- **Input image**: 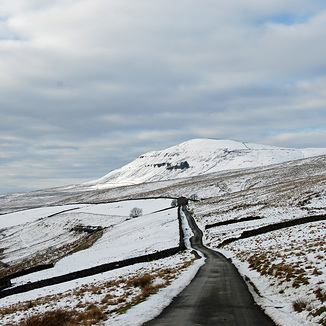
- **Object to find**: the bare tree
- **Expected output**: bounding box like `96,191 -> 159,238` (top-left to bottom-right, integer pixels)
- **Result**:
130,207 -> 143,218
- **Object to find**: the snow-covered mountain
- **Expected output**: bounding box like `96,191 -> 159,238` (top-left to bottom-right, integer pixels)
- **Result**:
87,139 -> 326,190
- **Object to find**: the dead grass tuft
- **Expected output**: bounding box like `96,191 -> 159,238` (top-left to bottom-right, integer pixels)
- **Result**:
293,298 -> 310,312
128,273 -> 153,288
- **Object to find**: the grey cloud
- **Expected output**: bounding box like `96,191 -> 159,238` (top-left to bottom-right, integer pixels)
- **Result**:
0,0 -> 326,193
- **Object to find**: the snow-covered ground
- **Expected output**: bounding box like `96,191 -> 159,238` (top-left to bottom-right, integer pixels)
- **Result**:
0,205 -> 87,229
1,199 -> 179,282
0,198 -> 205,326
1,251 -> 205,326
188,156 -> 326,326
1,141 -> 326,325
220,220 -> 326,326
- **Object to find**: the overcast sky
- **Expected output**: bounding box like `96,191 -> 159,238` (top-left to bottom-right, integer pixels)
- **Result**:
1,0 -> 326,194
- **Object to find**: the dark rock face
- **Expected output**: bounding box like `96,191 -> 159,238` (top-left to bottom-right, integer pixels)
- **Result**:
150,161 -> 190,171
166,161 -> 190,171
153,162 -> 170,168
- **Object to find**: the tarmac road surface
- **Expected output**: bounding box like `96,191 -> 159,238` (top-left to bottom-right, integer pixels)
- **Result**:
143,206 -> 275,326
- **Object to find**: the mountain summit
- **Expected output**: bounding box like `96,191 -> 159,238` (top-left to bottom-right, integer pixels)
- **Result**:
87,139 -> 326,190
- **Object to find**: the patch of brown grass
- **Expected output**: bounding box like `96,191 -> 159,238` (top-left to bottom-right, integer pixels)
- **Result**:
247,253 -> 309,287
18,309 -> 77,326
17,305 -> 107,326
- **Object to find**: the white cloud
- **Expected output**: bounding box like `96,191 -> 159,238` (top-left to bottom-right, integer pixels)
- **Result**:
267,130 -> 326,148
0,0 -> 326,193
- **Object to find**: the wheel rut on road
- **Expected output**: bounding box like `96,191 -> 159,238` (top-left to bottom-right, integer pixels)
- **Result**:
143,206 -> 276,326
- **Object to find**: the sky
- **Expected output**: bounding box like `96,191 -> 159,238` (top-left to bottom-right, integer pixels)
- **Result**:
1,0 -> 326,194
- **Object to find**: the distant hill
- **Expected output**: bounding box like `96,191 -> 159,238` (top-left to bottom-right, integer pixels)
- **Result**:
86,139 -> 326,190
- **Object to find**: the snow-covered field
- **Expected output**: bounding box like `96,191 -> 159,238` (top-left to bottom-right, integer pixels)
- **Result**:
1,199 -> 178,280
0,198 -> 205,326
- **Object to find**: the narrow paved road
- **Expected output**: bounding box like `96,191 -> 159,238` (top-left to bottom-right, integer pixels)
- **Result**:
143,206 -> 275,326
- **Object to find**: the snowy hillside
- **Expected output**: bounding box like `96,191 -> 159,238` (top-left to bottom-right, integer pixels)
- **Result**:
0,200 -> 179,284
87,139 -> 326,190
0,198 -> 200,326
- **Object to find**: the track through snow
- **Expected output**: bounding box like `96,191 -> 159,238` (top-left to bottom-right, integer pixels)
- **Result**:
144,207 -> 275,326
